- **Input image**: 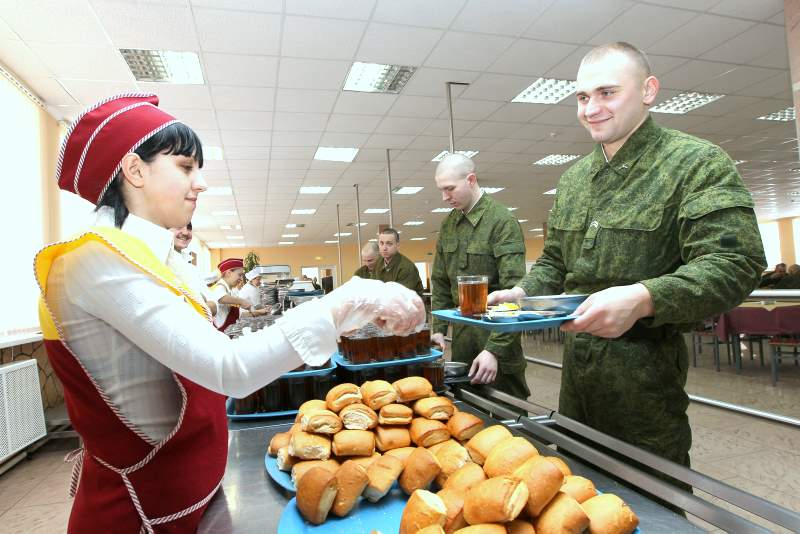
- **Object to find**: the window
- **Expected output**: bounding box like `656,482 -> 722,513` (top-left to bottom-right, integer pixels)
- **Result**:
415,262 -> 429,290
758,221 -> 781,270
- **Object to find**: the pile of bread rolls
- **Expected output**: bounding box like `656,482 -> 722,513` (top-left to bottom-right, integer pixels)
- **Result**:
266,376 -> 639,534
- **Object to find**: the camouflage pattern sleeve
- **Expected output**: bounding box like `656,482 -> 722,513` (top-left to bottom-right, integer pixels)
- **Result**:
639,148 -> 766,326
431,235 -> 453,336
518,198 -> 567,297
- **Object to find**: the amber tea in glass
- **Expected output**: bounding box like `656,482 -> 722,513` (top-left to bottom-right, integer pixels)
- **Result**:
457,275 -> 489,317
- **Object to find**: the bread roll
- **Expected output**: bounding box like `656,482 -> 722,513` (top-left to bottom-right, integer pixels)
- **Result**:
560,475 -> 597,503
505,519 -> 536,534
296,399 -> 327,422
410,417 -> 451,447
436,488 -> 467,534
464,425 -> 512,465
348,452 -> 381,471
361,380 -> 397,410
268,432 -> 291,456
289,431 -> 331,460
288,422 -> 302,435
300,409 -> 343,434
375,425 -> 411,452
326,383 -> 363,412
379,403 -> 414,425
512,455 -> 564,517
534,493 -> 589,534
399,489 -> 447,534
429,440 -> 470,487
446,412 -> 484,442
331,460 -> 369,517
417,526 -> 446,534
399,447 -> 442,495
462,476 -> 529,525
384,446 -> 416,466
364,455 -> 404,502
332,429 -> 375,457
393,376 -> 433,402
414,396 -> 455,420
296,466 -> 338,525
544,456 -> 572,477
452,525 -> 506,534
442,462 -> 486,493
276,446 -> 299,472
582,493 -> 639,534
340,403 -> 379,430
483,437 -> 538,478
291,459 -> 340,487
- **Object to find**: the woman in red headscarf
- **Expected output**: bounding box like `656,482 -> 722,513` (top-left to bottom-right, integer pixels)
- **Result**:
35,93 -> 425,533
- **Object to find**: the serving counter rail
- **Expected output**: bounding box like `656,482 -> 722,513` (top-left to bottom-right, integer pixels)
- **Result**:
195,383 -> 800,533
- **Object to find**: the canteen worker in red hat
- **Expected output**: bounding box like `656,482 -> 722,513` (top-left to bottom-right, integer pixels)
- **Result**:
34,93 -> 425,533
209,257 -> 260,331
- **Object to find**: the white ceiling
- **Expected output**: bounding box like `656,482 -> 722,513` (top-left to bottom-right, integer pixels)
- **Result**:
1,0 -> 797,247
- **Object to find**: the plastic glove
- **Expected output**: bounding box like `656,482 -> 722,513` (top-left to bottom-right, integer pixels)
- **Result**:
321,277 -> 426,337
430,333 -> 446,351
487,286 -> 526,306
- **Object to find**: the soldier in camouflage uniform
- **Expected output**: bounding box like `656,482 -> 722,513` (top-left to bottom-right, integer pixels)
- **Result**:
352,242 -> 379,280
431,153 -> 530,398
490,42 -> 765,476
376,228 -> 424,296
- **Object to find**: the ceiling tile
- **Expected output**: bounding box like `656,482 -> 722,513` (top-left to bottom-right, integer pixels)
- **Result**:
91,1 -> 200,50
285,0 -> 375,19
194,8 -> 281,55
587,4 -> 695,49
5,0 -> 109,45
216,110 -> 271,130
190,0 -> 282,12
694,65 -> 781,94
464,121 -> 524,138
275,88 -> 338,113
333,92 -> 397,115
221,129 -> 272,146
402,67 -> 479,97
57,79 -> 139,106
425,31 -> 514,71
325,114 -> 382,133
319,132 -> 370,147
451,0 -> 555,37
524,0 -> 633,44
224,146 -> 270,159
372,0 -> 465,29
227,159 -> 269,171
270,147 -> 317,159
270,130 -> 323,147
733,71 -> 792,98
388,95 -> 447,118
459,73 -> 533,101
203,53 -> 278,87
648,14 -> 755,57
0,39 -> 55,83
363,133 -> 415,149
278,57 -> 350,90
269,159 -> 309,170
488,39 -> 576,76
272,112 -> 328,131
26,78 -> 78,106
701,23 -> 788,65
439,99 -> 503,121
543,45 -> 591,79
138,83 -> 213,109
657,60 -> 740,91
193,129 -> 222,145
282,16 -> 366,60
356,23 -> 442,66
375,116 -> 431,135
486,102 -> 549,123
708,0 -> 785,21
27,43 -> 132,81
0,12 -> 19,40
210,86 -> 275,111
422,119 -> 478,137
489,138 -> 534,152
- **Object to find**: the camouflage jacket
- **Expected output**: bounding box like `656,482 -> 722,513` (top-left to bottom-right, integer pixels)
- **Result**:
352,265 -> 375,280
431,193 -> 527,364
519,116 -> 766,330
376,252 -> 424,296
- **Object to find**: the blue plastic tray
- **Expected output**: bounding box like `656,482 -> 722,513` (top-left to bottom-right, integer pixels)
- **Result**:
332,348 -> 443,370
277,489 -> 408,533
433,309 -> 578,333
265,453 -> 296,493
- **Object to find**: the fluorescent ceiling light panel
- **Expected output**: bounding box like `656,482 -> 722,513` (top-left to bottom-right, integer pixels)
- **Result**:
534,154 -> 581,166
278,241 -> 294,245
507,207 -> 518,211
392,186 -> 423,195
285,223 -> 305,228
334,232 -> 352,237
403,221 -> 424,226
314,146 -> 359,162
212,210 -> 237,216
204,146 -> 224,160
531,227 -> 543,231
364,208 -> 389,214
518,219 -> 528,223
368,238 -> 377,242
299,186 -> 332,194
204,186 -> 232,196
543,189 -> 557,195
227,235 -> 244,239
651,92 -> 724,114
410,237 -> 427,241
431,149 -> 479,162
481,187 -> 505,194
343,61 -> 417,94
432,207 -> 453,213
291,208 -> 316,215
512,78 -> 576,104
281,233 -> 299,238
207,242 -> 230,248
119,49 -> 204,84
346,222 -> 368,227
756,106 -> 795,122
325,240 -> 340,244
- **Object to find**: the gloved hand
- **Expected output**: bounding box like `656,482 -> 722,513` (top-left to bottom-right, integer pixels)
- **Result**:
487,286 -> 526,306
321,277 -> 426,337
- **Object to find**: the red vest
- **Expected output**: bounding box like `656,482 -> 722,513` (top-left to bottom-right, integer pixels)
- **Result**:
35,228 -> 227,533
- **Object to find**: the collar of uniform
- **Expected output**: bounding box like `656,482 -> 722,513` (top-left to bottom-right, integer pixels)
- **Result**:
606,115 -> 660,177
458,192 -> 490,227
94,206 -> 174,264
382,253 -> 401,272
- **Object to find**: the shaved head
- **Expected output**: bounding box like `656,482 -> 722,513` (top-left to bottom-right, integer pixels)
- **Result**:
362,242 -> 379,256
580,42 -> 652,82
434,152 -> 476,180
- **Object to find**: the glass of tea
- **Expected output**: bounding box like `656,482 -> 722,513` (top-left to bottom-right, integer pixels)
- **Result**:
457,275 -> 489,317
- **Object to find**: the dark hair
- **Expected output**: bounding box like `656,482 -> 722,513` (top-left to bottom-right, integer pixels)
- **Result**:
95,122 -> 204,227
380,227 -> 400,243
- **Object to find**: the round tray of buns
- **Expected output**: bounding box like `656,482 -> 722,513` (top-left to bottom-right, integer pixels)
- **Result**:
267,376 -> 641,534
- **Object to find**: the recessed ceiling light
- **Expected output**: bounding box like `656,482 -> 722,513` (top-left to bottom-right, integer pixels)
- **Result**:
543,189 -> 557,195
533,234 -> 544,238
364,208 -> 389,214
368,238 -> 377,242
227,235 -> 244,239
534,154 -> 581,166
507,207 -> 518,211
343,61 -> 417,94
756,106 -> 795,122
431,149 -> 479,162
204,186 -> 232,196
518,219 -> 528,223
393,186 -> 423,195
282,233 -> 299,238
285,223 -> 305,228
291,208 -> 316,215
651,92 -> 725,114
410,237 -> 427,241
314,146 -> 359,162
219,225 -> 241,230
403,221 -> 424,226
334,232 -> 352,237
734,160 -> 747,165
119,49 -> 204,84
431,207 -> 453,213
346,222 -> 368,227
299,186 -> 332,194
531,227 -> 543,231
512,78 -> 576,104
212,210 -> 237,216
278,241 -> 294,245
482,187 -> 505,194
324,240 -> 340,244
207,242 -> 230,248
204,146 -> 224,160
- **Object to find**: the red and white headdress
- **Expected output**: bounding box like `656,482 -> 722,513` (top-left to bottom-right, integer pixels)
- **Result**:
56,93 -> 179,205
218,258 -> 244,273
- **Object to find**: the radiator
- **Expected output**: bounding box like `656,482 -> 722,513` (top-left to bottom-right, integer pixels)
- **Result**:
0,359 -> 47,462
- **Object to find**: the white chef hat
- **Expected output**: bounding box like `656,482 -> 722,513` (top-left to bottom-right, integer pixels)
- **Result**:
245,269 -> 260,282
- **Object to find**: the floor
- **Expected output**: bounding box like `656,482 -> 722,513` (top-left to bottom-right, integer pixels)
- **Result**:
1,334 -> 798,533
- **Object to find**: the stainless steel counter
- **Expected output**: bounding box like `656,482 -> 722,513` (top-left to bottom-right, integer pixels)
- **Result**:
199,404 -> 703,533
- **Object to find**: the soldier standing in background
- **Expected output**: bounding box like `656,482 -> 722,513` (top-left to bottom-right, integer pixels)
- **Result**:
353,241 -> 380,279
